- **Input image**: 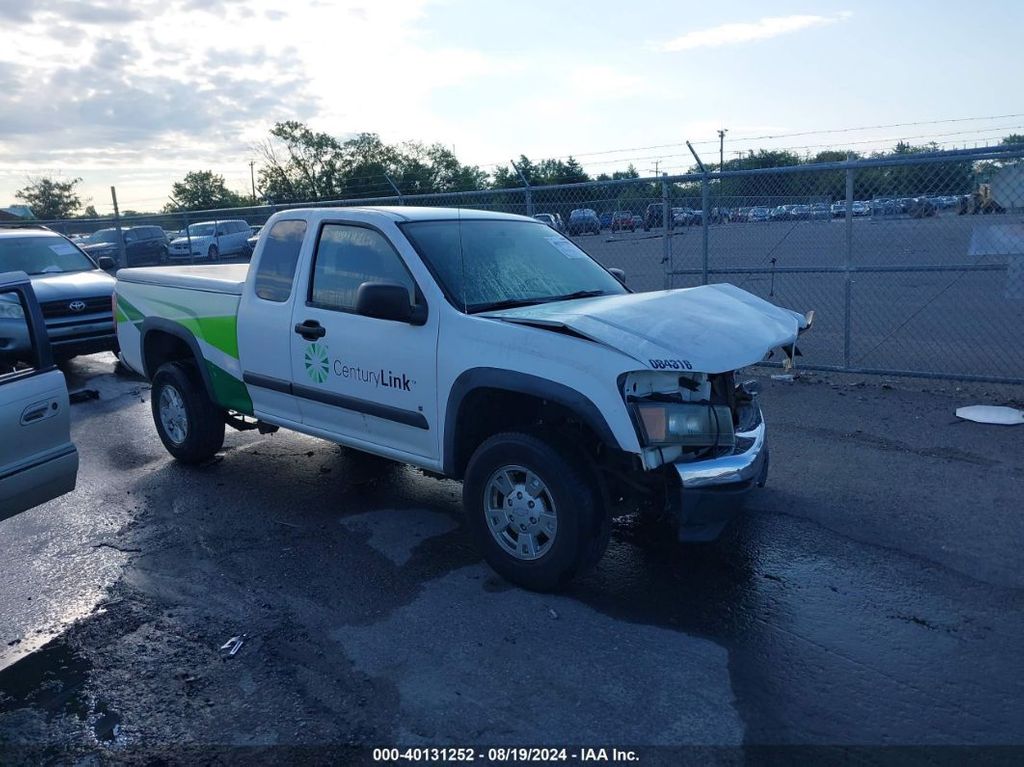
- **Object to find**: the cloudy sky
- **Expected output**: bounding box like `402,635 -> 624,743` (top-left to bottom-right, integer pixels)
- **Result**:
1,0 -> 1021,213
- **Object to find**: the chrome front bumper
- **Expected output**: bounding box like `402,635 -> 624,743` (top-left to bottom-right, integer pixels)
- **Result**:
667,407 -> 769,542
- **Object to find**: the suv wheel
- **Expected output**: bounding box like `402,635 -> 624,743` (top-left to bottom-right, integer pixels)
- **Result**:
463,431 -> 608,591
151,360 -> 225,463
208,245 -> 219,262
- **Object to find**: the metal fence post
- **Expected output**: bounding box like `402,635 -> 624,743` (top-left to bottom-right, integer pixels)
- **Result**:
661,175 -> 670,286
701,174 -> 710,285
110,186 -> 127,268
844,154 -> 855,370
183,210 -> 193,266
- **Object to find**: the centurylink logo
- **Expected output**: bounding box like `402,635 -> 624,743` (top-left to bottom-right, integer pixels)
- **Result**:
304,341 -> 330,384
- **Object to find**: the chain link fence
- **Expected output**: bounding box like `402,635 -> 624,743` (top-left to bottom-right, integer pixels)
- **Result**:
20,145 -> 1024,383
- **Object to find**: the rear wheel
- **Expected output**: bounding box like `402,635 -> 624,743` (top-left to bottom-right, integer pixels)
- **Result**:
151,360 -> 225,463
463,431 -> 608,591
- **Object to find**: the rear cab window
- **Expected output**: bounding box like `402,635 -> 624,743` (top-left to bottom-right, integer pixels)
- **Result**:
253,220 -> 307,302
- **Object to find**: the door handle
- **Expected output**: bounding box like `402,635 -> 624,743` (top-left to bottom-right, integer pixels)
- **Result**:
294,320 -> 326,340
21,400 -> 56,425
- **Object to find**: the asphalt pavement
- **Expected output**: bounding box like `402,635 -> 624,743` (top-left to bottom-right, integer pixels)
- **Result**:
0,353 -> 1022,764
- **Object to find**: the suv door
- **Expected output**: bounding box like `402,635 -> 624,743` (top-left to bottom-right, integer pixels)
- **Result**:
289,222 -> 438,460
0,273 -> 78,522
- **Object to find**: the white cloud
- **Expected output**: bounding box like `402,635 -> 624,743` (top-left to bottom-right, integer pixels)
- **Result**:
656,12 -> 852,52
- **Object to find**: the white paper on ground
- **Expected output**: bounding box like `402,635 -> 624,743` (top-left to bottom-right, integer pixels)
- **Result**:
955,405 -> 1024,425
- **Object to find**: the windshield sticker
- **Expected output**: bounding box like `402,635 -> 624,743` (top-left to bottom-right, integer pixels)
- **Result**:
546,236 -> 585,259
49,242 -> 79,256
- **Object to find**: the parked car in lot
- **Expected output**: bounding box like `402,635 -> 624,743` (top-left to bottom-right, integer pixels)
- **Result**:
599,212 -> 613,230
852,201 -> 870,217
631,214 -> 643,229
80,226 -> 169,267
770,205 -> 793,221
168,219 -> 253,261
748,207 -> 771,222
115,207 -> 811,590
643,202 -> 672,231
566,208 -> 601,236
532,213 -> 564,232
908,197 -> 937,218
0,273 -> 78,522
0,226 -> 117,360
611,210 -> 635,232
830,201 -> 846,217
809,203 -> 831,220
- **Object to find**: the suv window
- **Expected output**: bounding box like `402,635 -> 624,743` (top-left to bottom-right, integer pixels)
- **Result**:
254,220 -> 307,302
0,290 -> 37,377
310,224 -> 415,311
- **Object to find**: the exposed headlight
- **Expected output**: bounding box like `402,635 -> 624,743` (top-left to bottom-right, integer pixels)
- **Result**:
0,299 -> 25,319
634,402 -> 735,448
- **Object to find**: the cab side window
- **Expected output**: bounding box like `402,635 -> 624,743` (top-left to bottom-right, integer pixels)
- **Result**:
254,220 -> 307,302
310,224 -> 415,311
0,290 -> 37,378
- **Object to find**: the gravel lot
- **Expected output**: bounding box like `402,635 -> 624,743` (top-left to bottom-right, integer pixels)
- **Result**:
1,353 -> 1021,763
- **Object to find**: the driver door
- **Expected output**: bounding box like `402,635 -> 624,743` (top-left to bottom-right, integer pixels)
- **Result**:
0,273 -> 78,522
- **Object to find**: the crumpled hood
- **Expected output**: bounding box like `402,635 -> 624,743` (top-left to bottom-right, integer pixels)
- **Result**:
479,283 -> 808,373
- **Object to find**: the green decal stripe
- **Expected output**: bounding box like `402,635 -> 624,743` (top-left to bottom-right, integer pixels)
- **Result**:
145,297 -> 240,359
177,315 -> 240,359
206,360 -> 253,415
116,296 -> 145,326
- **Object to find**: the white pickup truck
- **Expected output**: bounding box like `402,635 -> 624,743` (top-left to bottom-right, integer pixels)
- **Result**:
115,207 -> 810,590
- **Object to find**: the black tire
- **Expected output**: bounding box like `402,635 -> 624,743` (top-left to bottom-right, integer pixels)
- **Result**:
158,245 -> 169,264
208,245 -> 219,262
463,431 -> 608,591
151,360 -> 225,464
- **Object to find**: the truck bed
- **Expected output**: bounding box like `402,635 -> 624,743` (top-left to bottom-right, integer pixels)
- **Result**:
116,264 -> 249,295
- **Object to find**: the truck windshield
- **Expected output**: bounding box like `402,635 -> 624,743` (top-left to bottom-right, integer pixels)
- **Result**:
0,236 -> 96,275
402,219 -> 626,313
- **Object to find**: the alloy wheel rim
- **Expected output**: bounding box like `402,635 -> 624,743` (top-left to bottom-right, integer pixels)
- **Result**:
159,385 -> 188,445
484,464 -> 558,561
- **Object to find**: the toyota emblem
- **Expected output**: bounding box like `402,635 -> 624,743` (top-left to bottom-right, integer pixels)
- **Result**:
68,300 -> 87,312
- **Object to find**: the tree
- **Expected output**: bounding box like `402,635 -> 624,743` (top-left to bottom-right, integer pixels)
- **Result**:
15,176 -> 83,219
80,204 -> 100,219
257,121 -> 345,202
166,171 -> 243,211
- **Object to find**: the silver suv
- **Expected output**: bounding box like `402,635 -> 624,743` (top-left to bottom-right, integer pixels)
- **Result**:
0,226 -> 117,360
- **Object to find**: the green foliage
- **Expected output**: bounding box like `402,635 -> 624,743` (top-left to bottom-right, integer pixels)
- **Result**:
15,176 -> 83,219
166,170 -> 244,211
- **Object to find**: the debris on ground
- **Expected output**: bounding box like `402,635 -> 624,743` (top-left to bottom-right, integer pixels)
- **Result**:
219,635 -> 246,657
69,388 -> 100,404
771,374 -> 795,382
955,405 -> 1024,426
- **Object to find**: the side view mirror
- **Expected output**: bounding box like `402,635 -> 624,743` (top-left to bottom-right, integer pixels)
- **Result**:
97,256 -> 117,271
355,282 -> 425,325
608,268 -> 627,286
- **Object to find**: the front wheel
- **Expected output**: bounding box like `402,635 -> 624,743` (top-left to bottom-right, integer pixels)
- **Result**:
463,431 -> 608,591
151,361 -> 225,463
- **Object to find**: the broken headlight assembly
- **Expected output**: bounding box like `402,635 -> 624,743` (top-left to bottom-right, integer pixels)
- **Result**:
634,401 -> 735,449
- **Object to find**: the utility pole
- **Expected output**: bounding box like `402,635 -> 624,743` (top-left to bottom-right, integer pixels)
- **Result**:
649,160 -> 661,177
717,128 -> 728,173
110,186 -> 127,268
249,161 -> 256,205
